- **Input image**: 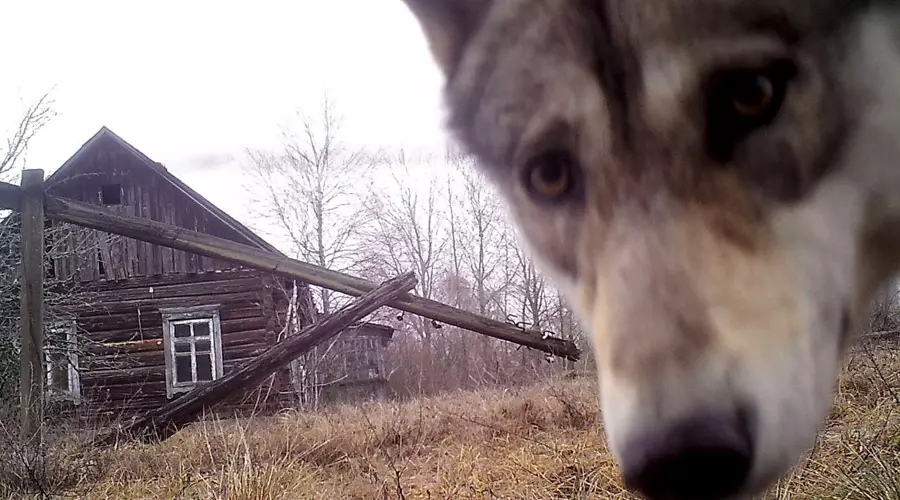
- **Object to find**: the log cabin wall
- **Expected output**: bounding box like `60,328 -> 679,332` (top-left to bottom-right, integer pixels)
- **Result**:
56,269 -> 299,422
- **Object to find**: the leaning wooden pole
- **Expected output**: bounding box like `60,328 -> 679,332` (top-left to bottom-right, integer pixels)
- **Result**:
33,191 -> 579,360
94,272 -> 418,446
19,169 -> 45,443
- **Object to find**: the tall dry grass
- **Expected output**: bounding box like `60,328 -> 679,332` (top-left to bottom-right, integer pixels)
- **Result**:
2,348 -> 899,499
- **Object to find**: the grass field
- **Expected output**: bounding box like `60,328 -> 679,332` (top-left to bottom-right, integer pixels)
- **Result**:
3,349 -> 900,499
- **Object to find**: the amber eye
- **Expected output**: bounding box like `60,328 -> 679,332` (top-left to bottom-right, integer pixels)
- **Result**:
730,73 -> 775,117
522,150 -> 579,202
705,58 -> 797,161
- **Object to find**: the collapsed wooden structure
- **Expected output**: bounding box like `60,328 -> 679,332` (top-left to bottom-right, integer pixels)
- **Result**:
13,128 -> 396,423
5,131 -> 580,445
96,272 -> 417,444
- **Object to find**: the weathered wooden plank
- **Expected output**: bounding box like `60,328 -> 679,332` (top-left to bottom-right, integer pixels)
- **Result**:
81,268 -> 265,292
39,192 -> 580,360
222,345 -> 270,361
67,291 -> 263,317
95,272 -> 417,445
85,382 -> 169,399
147,176 -> 160,275
188,213 -> 200,272
82,352 -> 164,371
83,365 -> 165,386
76,313 -> 163,334
88,338 -> 164,355
19,169 -> 44,442
220,330 -> 270,347
160,186 -> 174,274
74,275 -> 264,304
129,213 -> 139,276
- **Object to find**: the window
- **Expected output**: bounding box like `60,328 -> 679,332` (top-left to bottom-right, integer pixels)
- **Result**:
45,320 -> 80,404
342,336 -> 381,381
97,248 -> 107,277
99,183 -> 122,205
161,305 -> 224,398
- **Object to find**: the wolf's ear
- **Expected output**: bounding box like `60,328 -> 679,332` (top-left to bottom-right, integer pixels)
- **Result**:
400,0 -> 493,76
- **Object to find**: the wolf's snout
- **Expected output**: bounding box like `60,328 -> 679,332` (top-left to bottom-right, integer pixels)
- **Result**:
621,410 -> 754,500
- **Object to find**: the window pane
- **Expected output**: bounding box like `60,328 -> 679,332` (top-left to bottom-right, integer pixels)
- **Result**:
195,339 -> 211,353
49,352 -> 68,390
196,354 -> 213,381
174,342 -> 191,353
176,355 -> 192,383
193,322 -> 210,337
174,323 -> 191,338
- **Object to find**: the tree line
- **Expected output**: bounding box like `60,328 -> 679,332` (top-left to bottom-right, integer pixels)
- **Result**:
241,97 -> 593,399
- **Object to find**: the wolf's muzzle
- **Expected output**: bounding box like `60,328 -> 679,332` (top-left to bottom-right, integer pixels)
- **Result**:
620,408 -> 754,500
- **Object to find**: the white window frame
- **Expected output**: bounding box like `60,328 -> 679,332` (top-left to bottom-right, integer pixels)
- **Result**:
161,305 -> 224,398
45,319 -> 81,404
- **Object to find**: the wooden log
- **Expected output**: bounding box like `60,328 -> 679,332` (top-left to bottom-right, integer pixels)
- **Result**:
0,180 -> 22,210
35,189 -> 579,360
63,290 -> 262,316
94,272 -> 418,446
82,365 -> 166,385
78,268 -> 264,293
19,170 -> 44,443
72,275 -> 263,303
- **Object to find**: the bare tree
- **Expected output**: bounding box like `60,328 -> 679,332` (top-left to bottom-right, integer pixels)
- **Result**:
243,96 -> 380,314
1,93 -> 56,182
455,154 -> 507,318
360,151 -> 448,337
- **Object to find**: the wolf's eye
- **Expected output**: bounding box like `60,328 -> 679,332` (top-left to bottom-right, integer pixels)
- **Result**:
706,58 -> 797,161
730,74 -> 775,117
523,150 -> 579,203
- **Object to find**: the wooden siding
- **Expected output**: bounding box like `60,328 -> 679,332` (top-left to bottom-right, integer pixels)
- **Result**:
58,269 -> 302,422
45,134 -> 261,281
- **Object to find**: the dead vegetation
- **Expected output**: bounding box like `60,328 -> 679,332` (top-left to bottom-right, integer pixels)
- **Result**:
0,347 -> 897,500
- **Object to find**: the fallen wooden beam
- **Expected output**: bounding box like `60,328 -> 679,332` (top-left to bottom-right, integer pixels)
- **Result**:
94,272 -> 417,446
31,186 -> 579,360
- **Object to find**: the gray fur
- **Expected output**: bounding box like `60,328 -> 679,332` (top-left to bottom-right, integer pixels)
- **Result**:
401,1 -> 900,497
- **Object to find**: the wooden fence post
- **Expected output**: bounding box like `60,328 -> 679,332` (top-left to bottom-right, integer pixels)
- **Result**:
19,169 -> 45,443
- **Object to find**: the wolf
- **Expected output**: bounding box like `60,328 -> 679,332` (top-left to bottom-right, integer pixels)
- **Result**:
398,1 -> 900,499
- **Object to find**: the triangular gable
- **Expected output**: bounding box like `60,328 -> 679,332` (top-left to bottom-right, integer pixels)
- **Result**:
45,126 -> 282,255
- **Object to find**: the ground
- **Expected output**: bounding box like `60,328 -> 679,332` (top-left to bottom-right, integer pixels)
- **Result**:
3,349 -> 899,499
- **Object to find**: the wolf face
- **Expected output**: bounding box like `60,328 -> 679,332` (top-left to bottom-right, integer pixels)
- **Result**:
400,1 -> 900,499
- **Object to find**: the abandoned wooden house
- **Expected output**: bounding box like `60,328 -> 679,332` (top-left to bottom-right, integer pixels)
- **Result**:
35,126 -> 393,421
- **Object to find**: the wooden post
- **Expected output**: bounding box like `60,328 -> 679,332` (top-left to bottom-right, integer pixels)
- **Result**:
19,169 -> 44,443
94,272 -> 417,446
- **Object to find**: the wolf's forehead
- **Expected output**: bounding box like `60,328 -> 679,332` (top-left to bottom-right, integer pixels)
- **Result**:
445,0 -> 862,172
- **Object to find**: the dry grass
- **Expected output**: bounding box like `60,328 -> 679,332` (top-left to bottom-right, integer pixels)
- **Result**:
3,349 -> 900,499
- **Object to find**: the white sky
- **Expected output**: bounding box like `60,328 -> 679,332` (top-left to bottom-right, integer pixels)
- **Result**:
0,0 -> 451,248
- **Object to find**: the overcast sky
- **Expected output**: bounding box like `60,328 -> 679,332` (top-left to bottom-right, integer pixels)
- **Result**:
0,0 -> 451,245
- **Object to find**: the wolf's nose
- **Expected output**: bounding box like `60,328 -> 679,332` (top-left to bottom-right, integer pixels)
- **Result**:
620,411 -> 753,500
